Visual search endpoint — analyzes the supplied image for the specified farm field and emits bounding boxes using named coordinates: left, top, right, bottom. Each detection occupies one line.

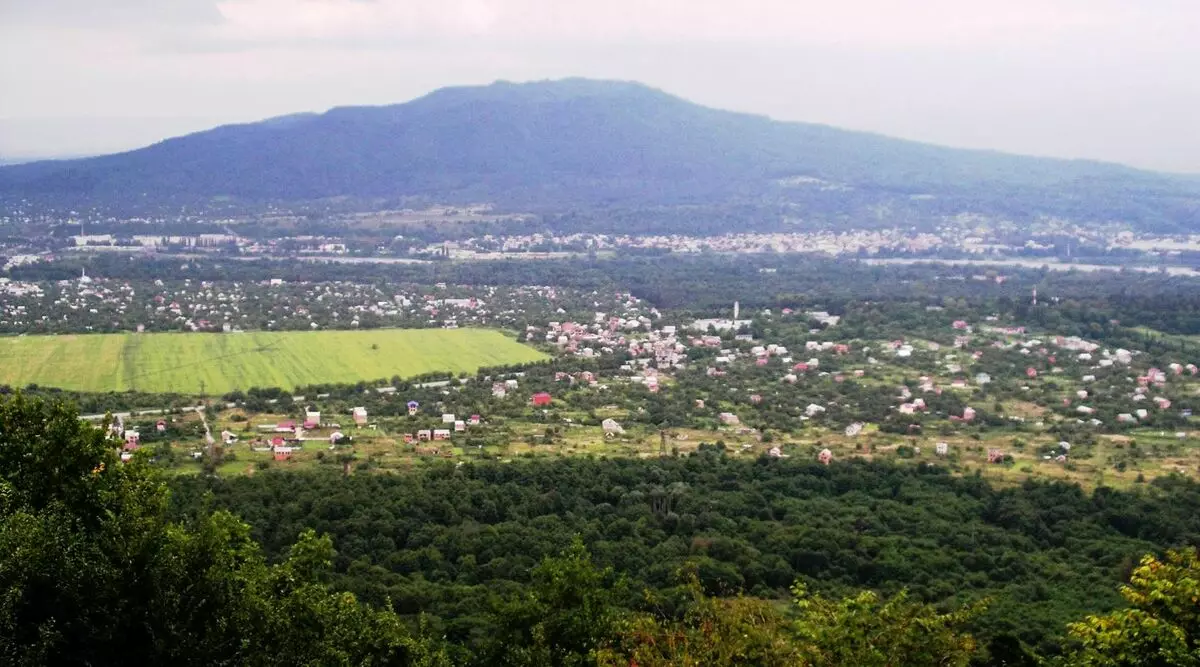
left=0, top=328, right=546, bottom=394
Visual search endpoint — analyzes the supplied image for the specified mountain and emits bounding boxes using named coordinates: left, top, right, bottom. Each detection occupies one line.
left=1, top=78, right=1197, bottom=231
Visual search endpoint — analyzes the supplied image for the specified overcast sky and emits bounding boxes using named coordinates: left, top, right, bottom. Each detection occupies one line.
left=1, top=0, right=1197, bottom=172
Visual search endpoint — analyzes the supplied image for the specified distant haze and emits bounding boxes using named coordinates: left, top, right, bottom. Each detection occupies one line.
left=2, top=0, right=1198, bottom=173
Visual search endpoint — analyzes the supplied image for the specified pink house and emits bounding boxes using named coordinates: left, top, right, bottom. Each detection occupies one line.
left=817, top=449, right=833, bottom=465
left=531, top=392, right=552, bottom=407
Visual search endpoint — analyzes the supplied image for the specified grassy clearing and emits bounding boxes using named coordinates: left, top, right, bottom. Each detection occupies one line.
left=0, top=329, right=546, bottom=394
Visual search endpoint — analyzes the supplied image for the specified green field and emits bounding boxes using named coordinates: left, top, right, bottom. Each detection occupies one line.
left=0, top=329, right=547, bottom=394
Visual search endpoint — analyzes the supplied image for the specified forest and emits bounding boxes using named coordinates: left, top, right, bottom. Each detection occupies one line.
left=167, top=451, right=1200, bottom=663
left=4, top=381, right=1200, bottom=664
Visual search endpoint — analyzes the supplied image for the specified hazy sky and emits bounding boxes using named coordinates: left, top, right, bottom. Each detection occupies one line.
left=1, top=0, right=1198, bottom=172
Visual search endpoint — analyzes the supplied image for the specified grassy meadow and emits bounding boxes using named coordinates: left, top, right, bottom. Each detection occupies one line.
left=0, top=329, right=546, bottom=394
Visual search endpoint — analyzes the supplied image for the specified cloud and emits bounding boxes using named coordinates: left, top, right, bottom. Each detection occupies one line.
left=0, top=0, right=222, bottom=27
left=204, top=0, right=1156, bottom=48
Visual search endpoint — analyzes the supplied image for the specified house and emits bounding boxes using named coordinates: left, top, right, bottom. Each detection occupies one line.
left=352, top=407, right=368, bottom=426
left=221, top=430, right=238, bottom=444
left=275, top=420, right=296, bottom=433
left=403, top=433, right=414, bottom=444
left=962, top=407, right=976, bottom=422
left=531, top=392, right=552, bottom=407
left=432, top=429, right=451, bottom=441
left=442, top=413, right=456, bottom=424
left=454, top=420, right=466, bottom=432
left=602, top=418, right=624, bottom=436
left=273, top=446, right=293, bottom=461
left=417, top=430, right=432, bottom=441
left=156, top=420, right=167, bottom=432
left=805, top=404, right=826, bottom=417
left=407, top=401, right=420, bottom=416
left=329, top=431, right=346, bottom=445
left=987, top=449, right=1005, bottom=464
left=817, top=449, right=833, bottom=465
left=718, top=413, right=740, bottom=425
left=492, top=383, right=507, bottom=398
left=124, top=430, right=140, bottom=449
left=469, top=414, right=481, bottom=426
left=935, top=442, right=949, bottom=456
left=304, top=409, right=320, bottom=429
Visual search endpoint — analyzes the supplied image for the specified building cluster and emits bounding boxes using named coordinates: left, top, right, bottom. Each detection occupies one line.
left=0, top=276, right=647, bottom=335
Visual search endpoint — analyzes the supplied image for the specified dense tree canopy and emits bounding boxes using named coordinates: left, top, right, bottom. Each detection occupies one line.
left=0, top=393, right=447, bottom=666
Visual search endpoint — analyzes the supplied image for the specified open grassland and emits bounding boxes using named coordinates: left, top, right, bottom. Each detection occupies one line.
left=0, top=329, right=546, bottom=394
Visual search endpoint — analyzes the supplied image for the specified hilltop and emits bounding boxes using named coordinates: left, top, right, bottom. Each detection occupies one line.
left=1, top=78, right=1197, bottom=231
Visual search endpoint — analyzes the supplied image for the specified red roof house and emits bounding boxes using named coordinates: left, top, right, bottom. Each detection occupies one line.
left=531, top=392, right=552, bottom=407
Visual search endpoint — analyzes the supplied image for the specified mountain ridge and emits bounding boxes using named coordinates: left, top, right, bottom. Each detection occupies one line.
left=1, top=78, right=1197, bottom=231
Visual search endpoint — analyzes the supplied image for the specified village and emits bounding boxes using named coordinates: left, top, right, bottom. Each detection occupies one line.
left=87, top=283, right=1200, bottom=490
left=3, top=196, right=1200, bottom=273
left=0, top=275, right=647, bottom=334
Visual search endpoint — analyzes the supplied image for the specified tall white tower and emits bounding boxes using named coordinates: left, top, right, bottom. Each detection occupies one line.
left=733, top=301, right=740, bottom=321
left=1032, top=287, right=1037, bottom=306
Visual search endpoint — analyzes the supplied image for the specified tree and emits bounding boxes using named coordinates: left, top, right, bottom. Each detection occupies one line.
left=1056, top=548, right=1200, bottom=667
left=482, top=537, right=626, bottom=666
left=790, top=584, right=984, bottom=667
left=597, top=580, right=797, bottom=667
left=0, top=393, right=448, bottom=666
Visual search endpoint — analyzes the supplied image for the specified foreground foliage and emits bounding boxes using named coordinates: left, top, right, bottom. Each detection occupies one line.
left=1057, top=549, right=1200, bottom=666
left=0, top=393, right=448, bottom=665
left=3, top=393, right=1200, bottom=665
